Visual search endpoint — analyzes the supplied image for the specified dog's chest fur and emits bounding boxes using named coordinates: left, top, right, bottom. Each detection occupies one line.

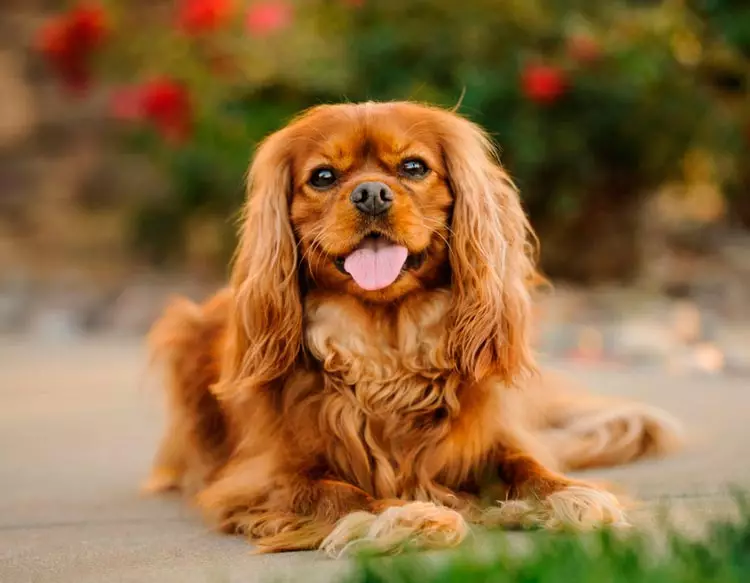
left=294, top=290, right=492, bottom=499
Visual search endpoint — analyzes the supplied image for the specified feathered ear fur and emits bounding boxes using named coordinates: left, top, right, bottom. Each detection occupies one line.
left=213, top=128, right=302, bottom=402
left=438, top=110, right=538, bottom=385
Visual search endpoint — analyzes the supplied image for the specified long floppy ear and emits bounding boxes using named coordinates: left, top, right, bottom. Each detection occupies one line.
left=213, top=128, right=302, bottom=402
left=440, top=111, right=538, bottom=385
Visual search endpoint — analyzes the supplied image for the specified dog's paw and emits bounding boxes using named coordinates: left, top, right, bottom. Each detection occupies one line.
left=481, top=486, right=629, bottom=531
left=320, top=501, right=468, bottom=558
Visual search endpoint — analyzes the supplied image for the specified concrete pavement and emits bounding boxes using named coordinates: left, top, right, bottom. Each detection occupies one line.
left=1, top=338, right=748, bottom=582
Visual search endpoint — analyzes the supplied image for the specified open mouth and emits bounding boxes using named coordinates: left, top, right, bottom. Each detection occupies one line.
left=334, top=233, right=426, bottom=291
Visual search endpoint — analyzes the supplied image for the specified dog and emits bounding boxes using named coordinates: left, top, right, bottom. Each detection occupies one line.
left=143, top=101, right=684, bottom=556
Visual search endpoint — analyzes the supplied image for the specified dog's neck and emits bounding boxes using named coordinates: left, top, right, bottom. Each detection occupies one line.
left=304, top=288, right=453, bottom=372
left=302, top=288, right=460, bottom=415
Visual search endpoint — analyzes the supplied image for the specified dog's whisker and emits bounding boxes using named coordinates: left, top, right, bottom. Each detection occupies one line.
left=417, top=216, right=452, bottom=252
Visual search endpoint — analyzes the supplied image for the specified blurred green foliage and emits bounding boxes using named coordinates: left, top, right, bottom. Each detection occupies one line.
left=694, top=0, right=750, bottom=58
left=43, top=0, right=750, bottom=280
left=342, top=495, right=750, bottom=583
left=690, top=0, right=750, bottom=227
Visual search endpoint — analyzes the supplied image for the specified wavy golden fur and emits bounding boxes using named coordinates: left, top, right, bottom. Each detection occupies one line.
left=144, top=102, right=684, bottom=556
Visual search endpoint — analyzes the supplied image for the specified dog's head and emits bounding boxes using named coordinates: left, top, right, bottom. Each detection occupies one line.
left=219, top=102, right=537, bottom=398
left=287, top=103, right=454, bottom=302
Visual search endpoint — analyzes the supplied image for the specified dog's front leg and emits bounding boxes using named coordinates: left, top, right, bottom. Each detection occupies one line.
left=196, top=457, right=376, bottom=552
left=485, top=436, right=629, bottom=531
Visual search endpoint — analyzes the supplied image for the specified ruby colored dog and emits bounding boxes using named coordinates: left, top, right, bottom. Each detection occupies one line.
left=144, top=102, right=683, bottom=556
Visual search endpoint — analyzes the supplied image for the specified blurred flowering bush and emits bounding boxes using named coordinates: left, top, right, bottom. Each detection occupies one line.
left=689, top=0, right=750, bottom=228
left=38, top=0, right=741, bottom=280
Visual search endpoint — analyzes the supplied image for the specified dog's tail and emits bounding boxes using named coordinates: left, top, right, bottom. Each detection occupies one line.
left=532, top=373, right=686, bottom=472
left=143, top=290, right=232, bottom=494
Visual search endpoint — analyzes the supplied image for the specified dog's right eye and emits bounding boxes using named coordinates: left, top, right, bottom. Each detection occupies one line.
left=308, top=167, right=338, bottom=190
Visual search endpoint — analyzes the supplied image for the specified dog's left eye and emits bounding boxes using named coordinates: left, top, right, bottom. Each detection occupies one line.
left=399, top=158, right=429, bottom=179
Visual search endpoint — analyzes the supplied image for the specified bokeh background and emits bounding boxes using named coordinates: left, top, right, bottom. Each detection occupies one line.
left=1, top=0, right=749, bottom=373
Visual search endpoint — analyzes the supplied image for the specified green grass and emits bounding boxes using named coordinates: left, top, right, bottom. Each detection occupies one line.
left=342, top=496, right=750, bottom=583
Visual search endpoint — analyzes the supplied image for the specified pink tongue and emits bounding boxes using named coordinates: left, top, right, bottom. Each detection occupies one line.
left=343, top=239, right=409, bottom=291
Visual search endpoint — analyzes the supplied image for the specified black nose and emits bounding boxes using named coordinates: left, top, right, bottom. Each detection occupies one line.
left=349, top=181, right=393, bottom=216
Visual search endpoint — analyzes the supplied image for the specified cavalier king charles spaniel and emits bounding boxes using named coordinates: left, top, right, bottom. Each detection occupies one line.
left=143, top=101, right=684, bottom=556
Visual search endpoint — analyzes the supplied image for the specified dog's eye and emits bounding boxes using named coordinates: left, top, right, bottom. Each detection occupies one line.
left=400, top=158, right=429, bottom=179
left=308, top=167, right=338, bottom=190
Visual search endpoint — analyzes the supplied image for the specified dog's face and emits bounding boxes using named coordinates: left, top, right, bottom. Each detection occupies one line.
left=287, top=104, right=453, bottom=302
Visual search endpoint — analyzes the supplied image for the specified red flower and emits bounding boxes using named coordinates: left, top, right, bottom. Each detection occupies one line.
left=37, top=19, right=69, bottom=58
left=567, top=34, right=601, bottom=64
left=110, top=79, right=192, bottom=143
left=521, top=64, right=567, bottom=104
left=141, top=78, right=192, bottom=143
left=37, top=3, right=108, bottom=94
left=178, top=0, right=233, bottom=35
left=245, top=1, right=293, bottom=37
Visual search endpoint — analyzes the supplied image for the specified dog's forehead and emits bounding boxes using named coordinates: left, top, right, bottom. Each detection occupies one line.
left=290, top=103, right=442, bottom=163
